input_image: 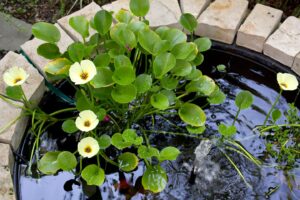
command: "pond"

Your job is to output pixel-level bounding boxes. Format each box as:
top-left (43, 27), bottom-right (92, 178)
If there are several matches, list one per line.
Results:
top-left (14, 42), bottom-right (300, 200)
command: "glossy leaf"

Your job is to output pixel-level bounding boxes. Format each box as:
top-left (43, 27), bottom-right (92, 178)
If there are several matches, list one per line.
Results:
top-left (111, 133), bottom-right (132, 150)
top-left (179, 103), bottom-right (206, 127)
top-left (160, 28), bottom-right (187, 49)
top-left (235, 91), bottom-right (253, 110)
top-left (130, 0), bottom-right (150, 17)
top-left (122, 129), bottom-right (143, 146)
top-left (159, 147), bottom-right (180, 162)
top-left (75, 91), bottom-right (93, 111)
top-left (69, 16), bottom-right (89, 38)
top-left (179, 13), bottom-right (197, 32)
top-left (57, 151), bottom-right (77, 171)
top-left (171, 60), bottom-right (192, 76)
top-left (191, 53), bottom-right (204, 66)
top-left (185, 66), bottom-right (202, 81)
top-left (110, 23), bottom-right (137, 50)
top-left (171, 42), bottom-right (198, 61)
top-left (142, 165), bottom-right (167, 193)
top-left (95, 107), bottom-right (106, 121)
top-left (38, 152), bottom-right (60, 175)
top-left (37, 43), bottom-right (61, 59)
top-left (62, 119), bottom-right (78, 134)
top-left (194, 37), bottom-right (212, 52)
top-left (185, 75), bottom-right (216, 96)
top-left (114, 55), bottom-right (133, 69)
top-left (153, 52), bottom-right (176, 79)
top-left (161, 76), bottom-right (178, 90)
top-left (151, 93), bottom-right (169, 110)
top-left (218, 123), bottom-right (237, 137)
top-left (6, 86), bottom-right (23, 100)
top-left (138, 28), bottom-right (161, 54)
top-left (32, 22), bottom-right (61, 43)
top-left (118, 152), bottom-right (139, 172)
top-left (68, 42), bottom-right (85, 62)
top-left (116, 9), bottom-right (133, 24)
top-left (94, 10), bottom-right (112, 35)
top-left (81, 164), bottom-right (105, 186)
top-left (208, 87), bottom-right (226, 105)
top-left (160, 90), bottom-right (176, 105)
top-left (44, 58), bottom-right (72, 75)
top-left (186, 125), bottom-right (206, 134)
top-left (138, 145), bottom-right (159, 159)
top-left (90, 67), bottom-right (114, 88)
top-left (98, 134), bottom-right (111, 149)
top-left (272, 109), bottom-right (282, 122)
top-left (112, 66), bottom-right (135, 85)
top-left (111, 84), bottom-right (137, 104)
top-left (94, 53), bottom-right (110, 68)
top-left (135, 74), bottom-right (152, 93)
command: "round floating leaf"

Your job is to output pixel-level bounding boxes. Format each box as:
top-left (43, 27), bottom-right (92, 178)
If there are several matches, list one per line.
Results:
top-left (69, 16), bottom-right (89, 38)
top-left (62, 119), bottom-right (78, 134)
top-left (94, 53), bottom-right (110, 68)
top-left (114, 55), bottom-right (132, 69)
top-left (112, 66), bottom-right (135, 85)
top-left (185, 66), bottom-right (202, 81)
top-left (187, 125), bottom-right (206, 134)
top-left (32, 22), bottom-right (61, 43)
top-left (153, 52), bottom-right (176, 79)
top-left (161, 76), bottom-right (178, 90)
top-left (94, 10), bottom-right (113, 35)
top-left (118, 152), bottom-right (139, 172)
top-left (151, 93), bottom-right (169, 110)
top-left (98, 134), bottom-right (111, 149)
top-left (138, 145), bottom-right (159, 159)
top-left (159, 147), bottom-right (180, 162)
top-left (130, 0), bottom-right (150, 17)
top-left (122, 129), bottom-right (143, 146)
top-left (179, 103), bottom-right (206, 127)
top-left (111, 84), bottom-right (137, 104)
top-left (94, 107), bottom-right (106, 121)
top-left (192, 53), bottom-right (204, 66)
top-left (160, 90), bottom-right (176, 105)
top-left (128, 21), bottom-right (148, 35)
top-left (110, 23), bottom-right (137, 50)
top-left (138, 28), bottom-right (161, 54)
top-left (208, 87), bottom-right (226, 105)
top-left (90, 67), bottom-right (113, 88)
top-left (6, 86), bottom-right (23, 100)
top-left (37, 43), bottom-right (61, 59)
top-left (81, 164), bottom-right (105, 186)
top-left (111, 133), bottom-right (132, 149)
top-left (218, 123), bottom-right (237, 137)
top-left (75, 91), bottom-right (93, 111)
top-left (171, 42), bottom-right (197, 61)
top-left (38, 152), bottom-right (60, 175)
top-left (171, 60), bottom-right (192, 76)
top-left (57, 151), bottom-right (77, 171)
top-left (235, 90), bottom-right (254, 110)
top-left (153, 40), bottom-right (171, 55)
top-left (194, 37), bottom-right (212, 52)
top-left (115, 9), bottom-right (133, 24)
top-left (68, 42), bottom-right (85, 62)
top-left (142, 165), bottom-right (167, 193)
top-left (272, 109), bottom-right (282, 122)
top-left (185, 75), bottom-right (216, 96)
top-left (160, 28), bottom-right (187, 49)
top-left (216, 64), bottom-right (226, 72)
top-left (135, 74), bottom-right (152, 93)
top-left (44, 58), bottom-right (72, 75)
top-left (179, 13), bottom-right (198, 32)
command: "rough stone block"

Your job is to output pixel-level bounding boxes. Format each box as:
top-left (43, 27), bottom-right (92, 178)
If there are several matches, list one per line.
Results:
top-left (21, 24), bottom-right (73, 74)
top-left (264, 16), bottom-right (300, 67)
top-left (180, 0), bottom-right (211, 18)
top-left (237, 4), bottom-right (282, 52)
top-left (196, 0), bottom-right (249, 44)
top-left (0, 51), bottom-right (45, 149)
top-left (58, 2), bottom-right (102, 41)
top-left (292, 53), bottom-right (300, 76)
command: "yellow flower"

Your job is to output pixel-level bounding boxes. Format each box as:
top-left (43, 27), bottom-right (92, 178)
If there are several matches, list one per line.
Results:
top-left (277, 73), bottom-right (299, 91)
top-left (3, 66), bottom-right (29, 86)
top-left (75, 110), bottom-right (99, 132)
top-left (69, 60), bottom-right (97, 85)
top-left (78, 137), bottom-right (99, 158)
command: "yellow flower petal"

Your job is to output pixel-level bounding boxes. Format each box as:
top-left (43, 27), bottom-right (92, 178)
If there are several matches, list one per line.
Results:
top-left (3, 66), bottom-right (29, 86)
top-left (277, 73), bottom-right (298, 91)
top-left (75, 110), bottom-right (99, 132)
top-left (78, 137), bottom-right (99, 158)
top-left (69, 60), bottom-right (97, 85)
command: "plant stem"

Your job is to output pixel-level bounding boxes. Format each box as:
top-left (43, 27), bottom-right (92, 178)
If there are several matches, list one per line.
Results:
top-left (260, 123), bottom-right (300, 132)
top-left (144, 129), bottom-right (200, 138)
top-left (99, 150), bottom-right (119, 166)
top-left (263, 89), bottom-right (282, 126)
top-left (232, 108), bottom-right (241, 126)
top-left (49, 107), bottom-right (77, 116)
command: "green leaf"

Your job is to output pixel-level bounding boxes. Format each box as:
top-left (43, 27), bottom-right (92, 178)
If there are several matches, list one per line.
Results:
top-left (98, 134), bottom-right (111, 149)
top-left (194, 37), bottom-right (212, 52)
top-left (160, 28), bottom-right (187, 49)
top-left (153, 52), bottom-right (176, 79)
top-left (130, 0), bottom-right (150, 17)
top-left (138, 28), bottom-right (161, 54)
top-left (114, 55), bottom-right (133, 69)
top-left (37, 43), bottom-right (61, 59)
top-left (216, 64), bottom-right (226, 72)
top-left (118, 152), bottom-right (139, 172)
top-left (122, 129), bottom-right (143, 146)
top-left (90, 67), bottom-right (114, 88)
top-left (135, 74), bottom-right (152, 93)
top-left (111, 84), bottom-right (137, 104)
top-left (6, 86), bottom-right (23, 100)
top-left (44, 58), bottom-right (72, 75)
top-left (186, 125), bottom-right (206, 134)
top-left (171, 42), bottom-right (197, 61)
top-left (160, 90), bottom-right (176, 105)
top-left (68, 42), bottom-right (85, 62)
top-left (218, 123), bottom-right (237, 137)
top-left (142, 165), bottom-right (167, 193)
top-left (208, 87), bottom-right (226, 105)
top-left (159, 147), bottom-right (180, 162)
top-left (272, 109), bottom-right (282, 122)
top-left (94, 10), bottom-right (113, 35)
top-left (171, 60), bottom-right (192, 76)
top-left (110, 23), bottom-right (137, 50)
top-left (161, 76), bottom-right (178, 90)
top-left (94, 53), bottom-right (110, 68)
top-left (81, 164), bottom-right (105, 186)
top-left (179, 13), bottom-right (198, 32)
top-left (32, 22), bottom-right (61, 43)
top-left (185, 75), bottom-right (216, 96)
top-left (75, 91), bottom-right (93, 111)
top-left (179, 103), bottom-right (206, 127)
top-left (151, 93), bottom-right (169, 110)
top-left (185, 66), bottom-right (202, 81)
top-left (57, 151), bottom-right (77, 171)
top-left (38, 152), bottom-right (60, 175)
top-left (111, 133), bottom-right (132, 150)
top-left (116, 9), bottom-right (133, 23)
top-left (128, 21), bottom-right (148, 35)
top-left (92, 87), bottom-right (112, 100)
top-left (62, 120), bottom-right (78, 134)
top-left (153, 40), bottom-right (171, 55)
top-left (191, 53), bottom-right (204, 66)
top-left (69, 16), bottom-right (89, 38)
top-left (235, 90), bottom-right (254, 110)
top-left (94, 107), bottom-right (106, 121)
top-left (112, 66), bottom-right (135, 85)
top-left (138, 145), bottom-right (159, 159)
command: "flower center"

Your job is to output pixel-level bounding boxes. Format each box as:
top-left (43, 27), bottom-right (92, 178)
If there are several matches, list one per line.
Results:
top-left (84, 146), bottom-right (92, 153)
top-left (280, 83), bottom-right (288, 89)
top-left (80, 72), bottom-right (89, 80)
top-left (84, 120), bottom-right (91, 127)
top-left (14, 77), bottom-right (22, 84)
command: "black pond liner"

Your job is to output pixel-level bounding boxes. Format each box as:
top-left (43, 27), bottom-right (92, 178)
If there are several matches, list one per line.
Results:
top-left (13, 41), bottom-right (300, 200)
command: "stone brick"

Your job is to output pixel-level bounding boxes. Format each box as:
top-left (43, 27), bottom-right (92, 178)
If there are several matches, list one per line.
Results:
top-left (292, 53), bottom-right (300, 76)
top-left (57, 2), bottom-right (102, 41)
top-left (237, 4), bottom-right (282, 52)
top-left (196, 0), bottom-right (248, 44)
top-left (21, 24), bottom-right (73, 74)
top-left (180, 0), bottom-right (211, 18)
top-left (264, 16), bottom-right (300, 67)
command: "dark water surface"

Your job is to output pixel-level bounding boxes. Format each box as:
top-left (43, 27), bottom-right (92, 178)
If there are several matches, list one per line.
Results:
top-left (15, 45), bottom-right (300, 200)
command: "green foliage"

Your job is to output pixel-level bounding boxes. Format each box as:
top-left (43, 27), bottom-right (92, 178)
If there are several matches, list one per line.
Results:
top-left (37, 43), bottom-right (61, 59)
top-left (57, 151), bottom-right (77, 171)
top-left (62, 120), bottom-right (78, 134)
top-left (6, 86), bottom-right (23, 100)
top-left (235, 91), bottom-right (254, 110)
top-left (118, 152), bottom-right (139, 172)
top-left (158, 147), bottom-right (180, 162)
top-left (32, 22), bottom-right (61, 43)
top-left (179, 103), bottom-right (206, 127)
top-left (81, 164), bottom-right (105, 186)
top-left (218, 123), bottom-right (237, 137)
top-left (94, 10), bottom-right (113, 36)
top-left (179, 13), bottom-right (198, 32)
top-left (142, 165), bottom-right (167, 193)
top-left (69, 16), bottom-right (89, 38)
top-left (38, 152), bottom-right (60, 174)
top-left (98, 134), bottom-right (111, 149)
top-left (138, 145), bottom-right (159, 159)
top-left (130, 0), bottom-right (150, 17)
